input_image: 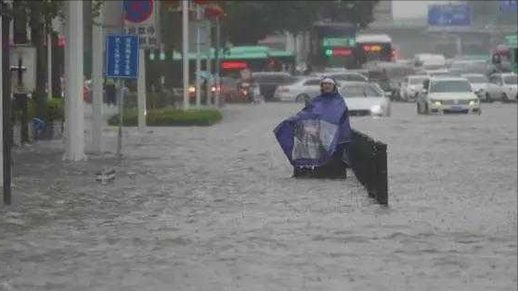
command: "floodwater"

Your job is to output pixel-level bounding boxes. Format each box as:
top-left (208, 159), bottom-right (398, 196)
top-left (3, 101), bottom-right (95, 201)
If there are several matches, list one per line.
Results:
top-left (0, 102), bottom-right (516, 291)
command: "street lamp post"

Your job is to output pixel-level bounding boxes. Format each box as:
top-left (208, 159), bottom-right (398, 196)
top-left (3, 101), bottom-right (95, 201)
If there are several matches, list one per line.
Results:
top-left (182, 0), bottom-right (189, 111)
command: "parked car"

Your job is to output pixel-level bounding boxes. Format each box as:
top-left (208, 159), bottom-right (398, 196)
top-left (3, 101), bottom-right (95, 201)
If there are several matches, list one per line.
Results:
top-left (399, 75), bottom-right (429, 102)
top-left (461, 74), bottom-right (490, 102)
top-left (339, 82), bottom-right (391, 117)
top-left (273, 77), bottom-right (321, 102)
top-left (328, 72), bottom-right (368, 82)
top-left (416, 77), bottom-right (481, 115)
top-left (252, 72), bottom-right (296, 101)
top-left (485, 73), bottom-right (518, 102)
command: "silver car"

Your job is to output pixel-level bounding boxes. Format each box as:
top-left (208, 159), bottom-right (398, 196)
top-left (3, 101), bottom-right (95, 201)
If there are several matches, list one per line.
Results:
top-left (461, 74), bottom-right (490, 102)
top-left (273, 77), bottom-right (321, 102)
top-left (486, 73), bottom-right (518, 102)
top-left (339, 82), bottom-right (391, 117)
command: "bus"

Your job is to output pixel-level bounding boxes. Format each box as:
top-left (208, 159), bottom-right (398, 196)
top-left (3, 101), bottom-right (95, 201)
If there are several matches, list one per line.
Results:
top-left (355, 34), bottom-right (393, 67)
top-left (308, 21), bottom-right (358, 70)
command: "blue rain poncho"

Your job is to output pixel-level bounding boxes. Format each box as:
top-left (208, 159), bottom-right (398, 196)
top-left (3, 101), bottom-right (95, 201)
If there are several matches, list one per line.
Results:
top-left (274, 91), bottom-right (352, 168)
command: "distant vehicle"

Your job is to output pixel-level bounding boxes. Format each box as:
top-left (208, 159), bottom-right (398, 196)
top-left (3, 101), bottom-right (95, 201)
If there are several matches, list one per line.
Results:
top-left (252, 72), bottom-right (296, 101)
top-left (425, 69), bottom-right (456, 77)
top-left (363, 62), bottom-right (414, 99)
top-left (309, 21), bottom-right (358, 70)
top-left (273, 77), bottom-right (321, 102)
top-left (416, 77), bottom-right (481, 115)
top-left (356, 34), bottom-right (393, 67)
top-left (449, 59), bottom-right (489, 75)
top-left (461, 74), bottom-right (490, 102)
top-left (413, 54), bottom-right (446, 70)
top-left (486, 73), bottom-right (518, 102)
top-left (217, 77), bottom-right (240, 103)
top-left (327, 72), bottom-right (368, 82)
top-left (399, 75), bottom-right (429, 102)
top-left (339, 81), bottom-right (391, 117)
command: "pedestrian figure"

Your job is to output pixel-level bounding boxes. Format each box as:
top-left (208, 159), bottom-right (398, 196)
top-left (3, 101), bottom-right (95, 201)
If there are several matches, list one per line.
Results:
top-left (274, 76), bottom-right (352, 179)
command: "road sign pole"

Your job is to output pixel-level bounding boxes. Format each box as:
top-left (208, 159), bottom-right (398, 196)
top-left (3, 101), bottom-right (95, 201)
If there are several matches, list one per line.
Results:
top-left (116, 79), bottom-right (123, 157)
top-left (182, 0), bottom-right (189, 111)
top-left (137, 48), bottom-right (146, 130)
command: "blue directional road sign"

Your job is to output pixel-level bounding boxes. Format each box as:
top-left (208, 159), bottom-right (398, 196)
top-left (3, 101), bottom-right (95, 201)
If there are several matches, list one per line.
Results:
top-left (105, 34), bottom-right (139, 79)
top-left (428, 4), bottom-right (471, 26)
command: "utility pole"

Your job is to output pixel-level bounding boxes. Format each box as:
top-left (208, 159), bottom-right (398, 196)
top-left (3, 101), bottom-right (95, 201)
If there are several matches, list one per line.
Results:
top-left (63, 0), bottom-right (86, 161)
top-left (215, 17), bottom-right (220, 107)
top-left (47, 27), bottom-right (52, 100)
top-left (1, 0), bottom-right (13, 205)
top-left (182, 0), bottom-right (190, 111)
top-left (195, 4), bottom-right (202, 107)
top-left (91, 2), bottom-right (103, 153)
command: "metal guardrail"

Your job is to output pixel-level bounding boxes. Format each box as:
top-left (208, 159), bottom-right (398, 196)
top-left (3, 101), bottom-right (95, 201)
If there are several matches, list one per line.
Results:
top-left (349, 129), bottom-right (388, 205)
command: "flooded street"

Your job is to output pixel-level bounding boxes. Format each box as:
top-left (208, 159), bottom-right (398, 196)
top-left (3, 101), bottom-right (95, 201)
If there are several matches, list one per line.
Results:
top-left (0, 102), bottom-right (516, 291)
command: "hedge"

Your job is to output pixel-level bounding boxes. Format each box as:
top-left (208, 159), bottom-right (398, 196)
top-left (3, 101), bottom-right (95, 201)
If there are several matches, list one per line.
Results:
top-left (20, 97), bottom-right (65, 122)
top-left (108, 107), bottom-right (223, 126)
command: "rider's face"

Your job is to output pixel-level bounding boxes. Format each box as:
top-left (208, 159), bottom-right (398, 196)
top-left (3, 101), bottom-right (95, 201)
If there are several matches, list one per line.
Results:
top-left (321, 82), bottom-right (334, 93)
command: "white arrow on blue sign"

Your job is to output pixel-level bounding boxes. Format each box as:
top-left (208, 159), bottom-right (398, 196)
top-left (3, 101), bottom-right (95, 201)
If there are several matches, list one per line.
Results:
top-left (105, 34), bottom-right (139, 79)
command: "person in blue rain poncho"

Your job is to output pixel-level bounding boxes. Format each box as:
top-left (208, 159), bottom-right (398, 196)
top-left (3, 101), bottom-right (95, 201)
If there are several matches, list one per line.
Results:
top-left (273, 76), bottom-right (352, 178)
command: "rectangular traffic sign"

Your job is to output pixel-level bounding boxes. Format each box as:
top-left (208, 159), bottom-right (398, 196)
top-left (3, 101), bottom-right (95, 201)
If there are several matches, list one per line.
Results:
top-left (105, 34), bottom-right (139, 79)
top-left (500, 0), bottom-right (518, 12)
top-left (428, 4), bottom-right (471, 26)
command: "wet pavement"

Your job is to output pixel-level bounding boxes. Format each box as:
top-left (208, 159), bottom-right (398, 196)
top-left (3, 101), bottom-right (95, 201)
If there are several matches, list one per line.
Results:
top-left (0, 102), bottom-right (516, 291)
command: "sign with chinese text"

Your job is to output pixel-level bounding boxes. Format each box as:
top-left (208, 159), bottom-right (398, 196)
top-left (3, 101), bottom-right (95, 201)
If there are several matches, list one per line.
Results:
top-left (105, 34), bottom-right (139, 79)
top-left (123, 0), bottom-right (159, 48)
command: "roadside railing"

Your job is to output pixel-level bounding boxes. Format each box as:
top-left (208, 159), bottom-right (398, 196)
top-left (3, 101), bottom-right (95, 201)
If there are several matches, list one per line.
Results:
top-left (349, 129), bottom-right (388, 205)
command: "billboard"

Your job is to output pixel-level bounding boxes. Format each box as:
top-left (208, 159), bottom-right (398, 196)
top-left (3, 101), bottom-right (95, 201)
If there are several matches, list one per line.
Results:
top-left (428, 4), bottom-right (471, 26)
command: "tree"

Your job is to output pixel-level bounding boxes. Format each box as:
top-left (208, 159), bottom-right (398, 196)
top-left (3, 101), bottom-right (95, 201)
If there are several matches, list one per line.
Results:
top-left (4, 0), bottom-right (103, 122)
top-left (219, 0), bottom-right (379, 45)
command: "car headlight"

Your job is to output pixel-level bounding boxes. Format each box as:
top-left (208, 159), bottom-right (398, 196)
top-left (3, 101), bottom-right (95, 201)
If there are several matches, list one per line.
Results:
top-left (430, 99), bottom-right (441, 106)
top-left (469, 99), bottom-right (479, 106)
top-left (370, 105), bottom-right (383, 115)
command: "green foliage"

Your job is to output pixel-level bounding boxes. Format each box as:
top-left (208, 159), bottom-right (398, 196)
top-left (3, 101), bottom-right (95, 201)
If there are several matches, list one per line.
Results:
top-left (19, 97), bottom-right (64, 122)
top-left (46, 98), bottom-right (65, 121)
top-left (219, 1), bottom-right (379, 45)
top-left (159, 1), bottom-right (379, 49)
top-left (108, 108), bottom-right (223, 127)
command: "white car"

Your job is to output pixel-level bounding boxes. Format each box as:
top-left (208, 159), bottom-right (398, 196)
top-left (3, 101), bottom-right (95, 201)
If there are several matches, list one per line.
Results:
top-left (399, 75), bottom-right (429, 102)
top-left (416, 77), bottom-right (481, 115)
top-left (461, 74), bottom-right (490, 102)
top-left (273, 77), bottom-right (321, 102)
top-left (339, 82), bottom-right (391, 117)
top-left (486, 73), bottom-right (518, 102)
